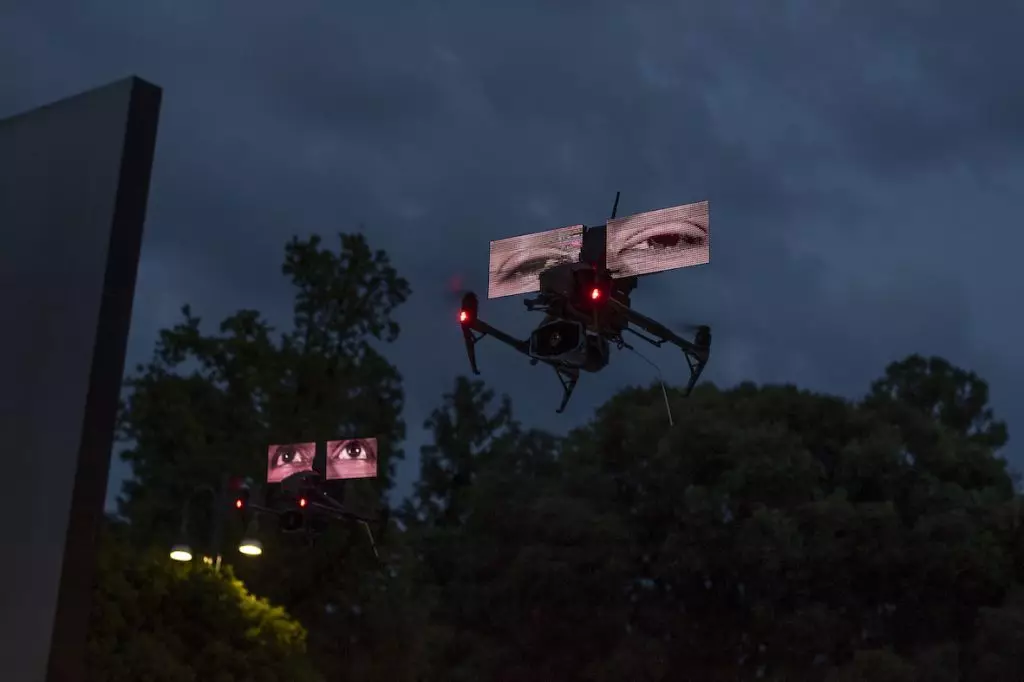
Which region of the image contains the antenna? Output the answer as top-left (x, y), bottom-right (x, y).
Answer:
top-left (610, 191), bottom-right (621, 220)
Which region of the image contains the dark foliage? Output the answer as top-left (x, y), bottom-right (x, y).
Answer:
top-left (105, 232), bottom-right (1022, 681)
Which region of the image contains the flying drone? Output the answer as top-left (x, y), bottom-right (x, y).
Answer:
top-left (458, 192), bottom-right (712, 413)
top-left (244, 440), bottom-right (389, 558)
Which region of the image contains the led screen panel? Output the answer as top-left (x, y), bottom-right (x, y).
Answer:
top-left (487, 224), bottom-right (583, 298)
top-left (605, 200), bottom-right (709, 277)
top-left (326, 438), bottom-right (379, 480)
top-left (267, 442), bottom-right (316, 483)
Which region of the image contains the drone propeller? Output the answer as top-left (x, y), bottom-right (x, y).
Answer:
top-left (443, 273), bottom-right (473, 304)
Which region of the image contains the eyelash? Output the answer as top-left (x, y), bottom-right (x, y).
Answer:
top-left (333, 440), bottom-right (373, 460)
top-left (498, 249), bottom-right (572, 281)
top-left (273, 447), bottom-right (311, 468)
top-left (622, 222), bottom-right (706, 251)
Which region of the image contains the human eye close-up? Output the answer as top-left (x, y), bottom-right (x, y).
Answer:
top-left (498, 250), bottom-right (567, 282)
top-left (269, 443), bottom-right (313, 469)
top-left (340, 440), bottom-right (365, 459)
top-left (324, 438), bottom-right (379, 481)
top-left (621, 218), bottom-right (706, 253)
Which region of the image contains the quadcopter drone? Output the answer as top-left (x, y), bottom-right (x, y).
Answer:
top-left (458, 192), bottom-right (712, 413)
top-left (240, 470), bottom-right (388, 558)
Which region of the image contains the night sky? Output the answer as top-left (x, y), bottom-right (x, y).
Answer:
top-left (4, 1), bottom-right (1022, 506)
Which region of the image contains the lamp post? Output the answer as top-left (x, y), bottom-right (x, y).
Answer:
top-left (169, 544), bottom-right (193, 562)
top-left (170, 478), bottom-right (224, 569)
top-left (170, 474), bottom-right (262, 567)
top-left (238, 518), bottom-right (263, 557)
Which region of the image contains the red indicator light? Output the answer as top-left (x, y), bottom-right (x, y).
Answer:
top-left (459, 310), bottom-right (468, 323)
top-left (234, 498), bottom-right (244, 509)
top-left (299, 497), bottom-right (308, 508)
top-left (591, 288), bottom-right (601, 300)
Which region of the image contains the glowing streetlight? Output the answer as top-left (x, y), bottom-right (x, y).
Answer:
top-left (171, 476), bottom-right (264, 565)
top-left (169, 544), bottom-right (193, 562)
top-left (238, 538), bottom-right (263, 556)
top-left (238, 515), bottom-right (263, 557)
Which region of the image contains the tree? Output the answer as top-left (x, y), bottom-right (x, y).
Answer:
top-left (825, 649), bottom-right (916, 682)
top-left (407, 356), bottom-right (1018, 681)
top-left (87, 521), bottom-right (319, 682)
top-left (119, 233), bottom-right (409, 536)
top-left (405, 378), bottom-right (633, 681)
top-left (410, 377), bottom-right (516, 529)
top-left (114, 232), bottom-right (411, 677)
top-left (968, 586), bottom-right (1024, 681)
top-left (865, 354), bottom-right (1009, 450)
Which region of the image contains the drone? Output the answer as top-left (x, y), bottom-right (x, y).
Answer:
top-left (239, 470), bottom-right (388, 559)
top-left (458, 192), bottom-right (712, 414)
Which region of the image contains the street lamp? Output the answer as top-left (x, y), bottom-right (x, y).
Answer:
top-left (238, 517), bottom-right (263, 556)
top-left (169, 544), bottom-right (193, 562)
top-left (170, 475), bottom-right (260, 567)
top-left (238, 538), bottom-right (263, 556)
top-left (169, 482), bottom-right (217, 564)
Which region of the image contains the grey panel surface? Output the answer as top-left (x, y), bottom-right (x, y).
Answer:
top-left (0, 77), bottom-right (161, 682)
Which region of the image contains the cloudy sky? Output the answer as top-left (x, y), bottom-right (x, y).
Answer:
top-left (3, 0), bottom-right (1022, 505)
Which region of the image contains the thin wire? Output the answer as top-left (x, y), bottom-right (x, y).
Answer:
top-left (625, 344), bottom-right (674, 427)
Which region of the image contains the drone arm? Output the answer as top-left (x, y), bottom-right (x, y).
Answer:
top-left (243, 502), bottom-right (282, 520)
top-left (464, 317), bottom-right (530, 356)
top-left (461, 324), bottom-right (481, 374)
top-left (610, 300), bottom-right (689, 349)
top-left (610, 299), bottom-right (711, 396)
top-left (309, 495), bottom-right (385, 559)
top-left (310, 492), bottom-right (378, 523)
top-left (459, 293), bottom-right (532, 373)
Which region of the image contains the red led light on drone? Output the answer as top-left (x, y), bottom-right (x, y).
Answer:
top-left (298, 497), bottom-right (308, 508)
top-left (234, 498), bottom-right (244, 509)
top-left (459, 310), bottom-right (468, 323)
top-left (590, 287), bottom-right (602, 300)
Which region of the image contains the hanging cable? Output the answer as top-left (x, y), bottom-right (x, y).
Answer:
top-left (625, 344), bottom-right (674, 427)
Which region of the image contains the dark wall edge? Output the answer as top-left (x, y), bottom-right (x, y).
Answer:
top-left (45, 77), bottom-right (163, 682)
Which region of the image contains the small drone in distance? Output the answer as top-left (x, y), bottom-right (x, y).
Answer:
top-left (458, 192), bottom-right (712, 413)
top-left (247, 441), bottom-right (389, 558)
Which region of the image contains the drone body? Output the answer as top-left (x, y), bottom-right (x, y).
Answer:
top-left (247, 471), bottom-right (388, 556)
top-left (253, 443), bottom-right (388, 557)
top-left (458, 193), bottom-right (712, 413)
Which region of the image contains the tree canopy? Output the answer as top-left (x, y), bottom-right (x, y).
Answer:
top-left (117, 232), bottom-right (410, 548)
top-left (86, 522), bottom-right (319, 682)
top-left (402, 365), bottom-right (1021, 681)
top-left (113, 232), bottom-right (412, 677)
top-left (104, 229), bottom-right (1022, 681)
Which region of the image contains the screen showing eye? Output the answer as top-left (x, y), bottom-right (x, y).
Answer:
top-left (605, 200), bottom-right (709, 278)
top-left (325, 438), bottom-right (379, 480)
top-left (487, 224), bottom-right (584, 299)
top-left (266, 441), bottom-right (316, 484)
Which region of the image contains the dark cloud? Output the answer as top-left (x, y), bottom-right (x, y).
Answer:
top-left (2, 0), bottom-right (1021, 504)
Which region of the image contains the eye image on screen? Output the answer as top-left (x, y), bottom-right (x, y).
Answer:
top-left (605, 200), bottom-right (709, 278)
top-left (487, 224), bottom-right (584, 299)
top-left (266, 442), bottom-right (316, 484)
top-left (325, 438), bottom-right (379, 481)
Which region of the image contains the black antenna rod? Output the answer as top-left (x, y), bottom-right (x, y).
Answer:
top-left (610, 191), bottom-right (621, 220)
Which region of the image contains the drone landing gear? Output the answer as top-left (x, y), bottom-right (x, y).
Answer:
top-left (554, 366), bottom-right (579, 414)
top-left (460, 291), bottom-right (583, 413)
top-left (611, 299), bottom-right (712, 396)
top-left (314, 492), bottom-right (388, 561)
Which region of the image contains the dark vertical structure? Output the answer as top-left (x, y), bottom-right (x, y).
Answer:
top-left (0, 77), bottom-right (161, 682)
